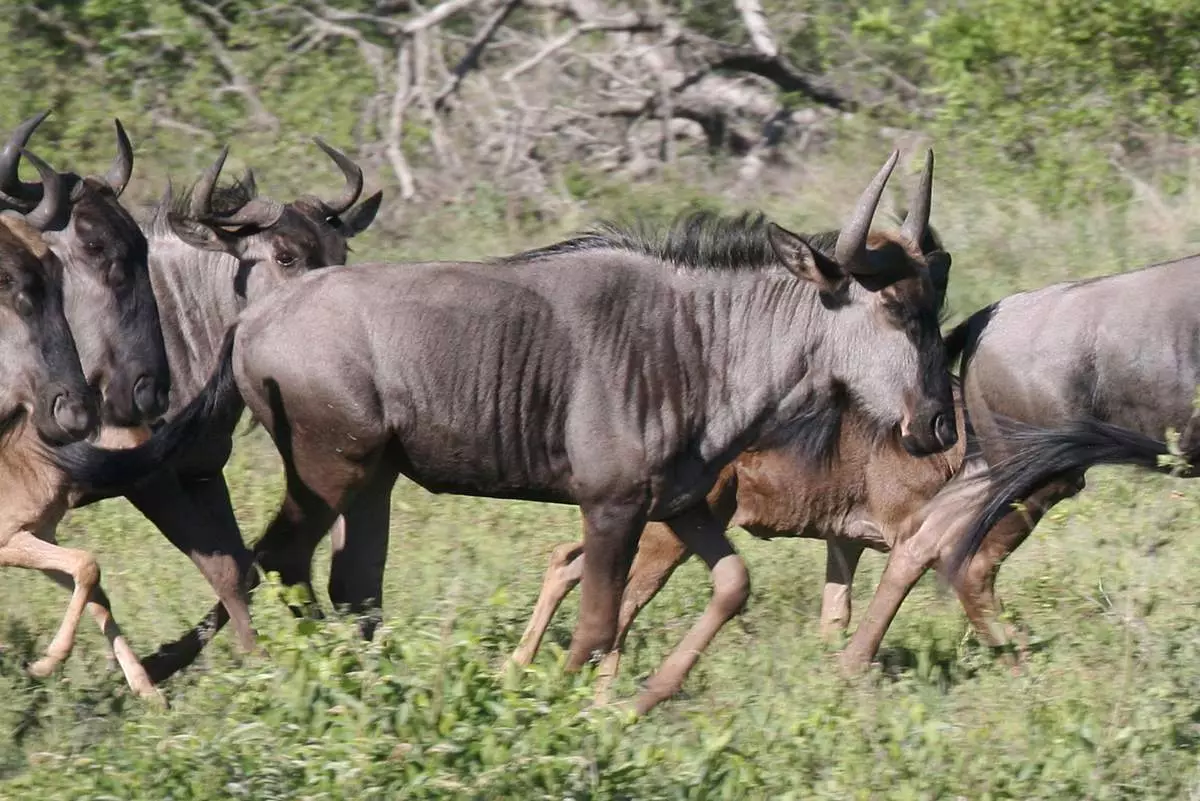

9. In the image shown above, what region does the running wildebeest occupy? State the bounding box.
[830,251,1200,670]
[0,153,160,701]
[0,111,171,430]
[55,150,959,709]
[503,204,964,709]
[56,140,381,683]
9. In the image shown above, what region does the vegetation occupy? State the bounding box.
[3,0,1200,798]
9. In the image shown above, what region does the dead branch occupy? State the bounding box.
[386,43,418,199]
[21,5,104,69]
[679,33,854,111]
[433,0,524,111]
[502,14,661,82]
[190,13,280,132]
[734,0,778,58]
[403,0,482,34]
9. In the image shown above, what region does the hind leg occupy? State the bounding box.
[592,523,690,702]
[633,506,748,714]
[510,541,585,667]
[820,539,865,640]
[943,477,1083,654]
[326,466,400,640]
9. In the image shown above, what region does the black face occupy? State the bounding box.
[0,222,96,444]
[871,239,957,456]
[50,179,170,427]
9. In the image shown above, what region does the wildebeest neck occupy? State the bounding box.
[140,231,252,418]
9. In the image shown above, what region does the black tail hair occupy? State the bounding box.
[947,417,1200,575]
[51,324,242,496]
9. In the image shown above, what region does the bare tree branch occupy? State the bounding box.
[403,0,482,34]
[21,5,104,69]
[734,0,778,58]
[190,13,280,132]
[434,0,524,112]
[386,44,418,199]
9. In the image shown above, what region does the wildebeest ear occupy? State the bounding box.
[341,190,382,237]
[926,250,951,304]
[767,222,847,294]
[169,215,240,256]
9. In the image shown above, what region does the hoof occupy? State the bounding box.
[26,655,61,679]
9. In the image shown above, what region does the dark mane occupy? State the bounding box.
[143,176,260,239]
[499,210,786,271]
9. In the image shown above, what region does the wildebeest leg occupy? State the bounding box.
[820,539,865,639]
[945,477,1083,653]
[566,499,646,672]
[0,530,98,680]
[510,542,585,666]
[593,523,690,703]
[37,556,161,702]
[125,473,257,682]
[633,507,749,715]
[326,466,400,640]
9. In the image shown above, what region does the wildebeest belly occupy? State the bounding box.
[376,284,576,503]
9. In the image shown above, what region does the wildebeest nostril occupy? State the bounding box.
[932,411,957,449]
[52,392,94,439]
[133,374,167,418]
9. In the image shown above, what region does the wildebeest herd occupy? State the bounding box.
[1,109,1196,715]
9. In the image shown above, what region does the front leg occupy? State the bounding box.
[125,469,258,682]
[567,496,647,672]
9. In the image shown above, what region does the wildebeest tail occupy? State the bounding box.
[50,324,243,496]
[948,417,1200,576]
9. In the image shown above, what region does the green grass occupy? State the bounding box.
[6,154,1200,799]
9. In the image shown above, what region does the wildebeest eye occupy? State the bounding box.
[276,252,297,267]
[84,240,105,254]
[13,292,33,317]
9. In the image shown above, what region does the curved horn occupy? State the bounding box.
[103,118,134,197]
[189,146,230,220]
[834,149,899,269]
[206,197,284,229]
[899,149,933,247]
[312,137,363,215]
[20,149,66,231]
[240,166,257,197]
[0,109,52,198]
[187,147,282,228]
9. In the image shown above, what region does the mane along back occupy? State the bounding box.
[500,210,784,271]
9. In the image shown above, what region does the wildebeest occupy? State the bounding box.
[57,141,383,683]
[56,150,958,708]
[0,110,171,430]
[503,203,964,709]
[833,252,1200,669]
[0,156,161,701]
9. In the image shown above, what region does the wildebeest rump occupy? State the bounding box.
[829,252,1200,669]
[62,142,382,682]
[55,150,957,705]
[0,110,171,429]
[0,177,160,702]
